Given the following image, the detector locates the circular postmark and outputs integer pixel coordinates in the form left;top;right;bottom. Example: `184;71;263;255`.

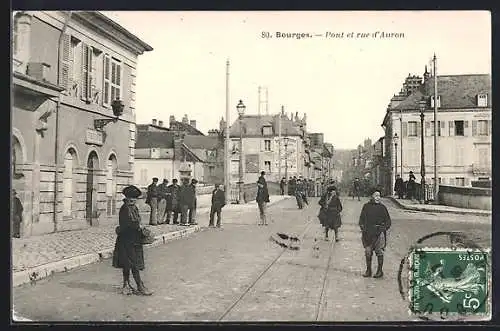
397;231;491;321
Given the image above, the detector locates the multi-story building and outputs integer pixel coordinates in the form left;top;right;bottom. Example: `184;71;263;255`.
12;11;152;236
382;69;492;195
228;110;308;186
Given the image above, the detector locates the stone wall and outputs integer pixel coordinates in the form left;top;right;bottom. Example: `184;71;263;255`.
438;185;492;210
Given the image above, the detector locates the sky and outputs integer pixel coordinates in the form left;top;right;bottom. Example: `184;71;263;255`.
101;11;491;150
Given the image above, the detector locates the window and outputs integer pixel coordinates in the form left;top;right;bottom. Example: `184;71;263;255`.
454;120;465;136
477;94;488;107
430;95;441;108
68;36;81;97
264;140;271;151
103;55;122;106
427;121;442;136
455;178;465;187
477;120;488;136
408;121;418;137
264;161;271;172
262;126;273;135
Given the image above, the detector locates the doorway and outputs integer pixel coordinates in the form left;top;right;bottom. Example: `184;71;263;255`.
86;151;99;225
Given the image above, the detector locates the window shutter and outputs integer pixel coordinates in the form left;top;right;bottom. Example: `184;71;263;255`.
103;55;111;106
81;44;92;101
448;121;455;136
488;120;492;136
90;49;98;103
59;33;71;90
464;120;469;136
472;120;477;136
416;121;421;137
402;122;408;137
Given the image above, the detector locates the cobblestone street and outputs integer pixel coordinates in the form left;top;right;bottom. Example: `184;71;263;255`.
13;197;490;322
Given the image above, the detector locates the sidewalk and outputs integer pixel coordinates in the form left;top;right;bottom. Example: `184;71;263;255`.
385;196;492;217
12;195;291;287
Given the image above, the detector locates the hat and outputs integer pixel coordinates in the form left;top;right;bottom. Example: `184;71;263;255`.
370;187;382;195
328;185;337;192
191;179;198;184
122;185;142;198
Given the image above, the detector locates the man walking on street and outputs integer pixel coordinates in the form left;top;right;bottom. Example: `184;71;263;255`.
188;179;198;225
157;179;169;224
407;171;416;200
394;174;404;199
146;177;159;225
166;179;180;224
352;178;361;201
280;177;286;196
209;184;226;228
359;188;392;278
256;171;270;226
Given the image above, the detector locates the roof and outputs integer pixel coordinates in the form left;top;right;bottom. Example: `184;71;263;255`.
171;121;205;136
229;114;302;137
136;124;170;132
393;74;491;111
183;135;220;150
135;131;174;149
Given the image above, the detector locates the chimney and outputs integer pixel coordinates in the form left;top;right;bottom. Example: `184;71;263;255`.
208;129;219;137
152;119;157;126
190;120;197;128
182;114;189;124
158;120;163;127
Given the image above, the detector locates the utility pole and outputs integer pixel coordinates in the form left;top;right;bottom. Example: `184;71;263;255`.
224;59;230;202
433;54;439;202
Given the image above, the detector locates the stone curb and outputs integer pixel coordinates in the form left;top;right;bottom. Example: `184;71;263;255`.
385;196;492;217
12;226;201;288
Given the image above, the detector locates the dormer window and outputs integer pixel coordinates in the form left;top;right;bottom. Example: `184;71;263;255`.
430;95;441;108
262;126;273;135
477;94;488;107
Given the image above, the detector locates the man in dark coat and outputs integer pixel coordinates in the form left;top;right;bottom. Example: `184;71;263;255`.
188;179;198;225
157;179;169;224
353;178;361;201
318;186;343;241
407;171;416;200
112;185;152;296
12;189;23;238
256;171;270;225
179;178;195;226
358;188;392;278
394;175;404;199
280;177;286;195
166;179;180;224
209;184;226;228
146;177;159;225
295;178;305;209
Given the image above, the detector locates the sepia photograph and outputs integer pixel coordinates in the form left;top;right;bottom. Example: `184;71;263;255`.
11;10;492;323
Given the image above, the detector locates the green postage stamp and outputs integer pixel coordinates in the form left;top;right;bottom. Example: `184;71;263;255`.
409;247;491;319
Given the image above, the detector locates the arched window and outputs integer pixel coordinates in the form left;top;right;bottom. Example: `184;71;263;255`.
63;148;78;219
106;154;118;216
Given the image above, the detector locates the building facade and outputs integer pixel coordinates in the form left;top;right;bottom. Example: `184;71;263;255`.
12;11;152;237
382;71;492;195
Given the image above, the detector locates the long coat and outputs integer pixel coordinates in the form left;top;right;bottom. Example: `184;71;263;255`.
112;200;145;270
179;184;196;207
211;189;226;210
166;184;180;211
358;200;391;248
256;176;270;203
318;193;343;229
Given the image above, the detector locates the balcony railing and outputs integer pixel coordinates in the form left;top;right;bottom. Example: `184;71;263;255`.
472;164;491;176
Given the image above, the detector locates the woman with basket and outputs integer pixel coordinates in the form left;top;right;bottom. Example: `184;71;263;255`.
318;185;343;242
112;185;154;296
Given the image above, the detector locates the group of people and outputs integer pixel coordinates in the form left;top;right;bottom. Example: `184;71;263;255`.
394;171;418;200
317;183;392;279
280;176;323;198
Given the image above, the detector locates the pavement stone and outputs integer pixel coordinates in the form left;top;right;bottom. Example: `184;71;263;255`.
11;195;291;288
385;196;492;217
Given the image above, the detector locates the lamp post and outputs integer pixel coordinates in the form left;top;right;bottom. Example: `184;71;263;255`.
284;133;289;194
236;99;246;204
393;133;399;183
419;99;427;203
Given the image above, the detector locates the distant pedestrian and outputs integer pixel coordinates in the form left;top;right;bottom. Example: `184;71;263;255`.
352;178;361;201
318;185;343;242
188;179;198;225
12;189;23;238
280;177;286;195
256;171;270;226
179;178;195;226
295;178;305;209
394;175;404;199
157;179;169;224
146;177;159;225
166;179;180;224
407;171;416;200
359;188;392;278
209;184;226;228
112;185;153;296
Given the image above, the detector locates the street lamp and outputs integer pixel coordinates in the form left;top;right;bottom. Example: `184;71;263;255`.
419;98;427;203
284;134;289;194
236;99;246;204
393;133;399;181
